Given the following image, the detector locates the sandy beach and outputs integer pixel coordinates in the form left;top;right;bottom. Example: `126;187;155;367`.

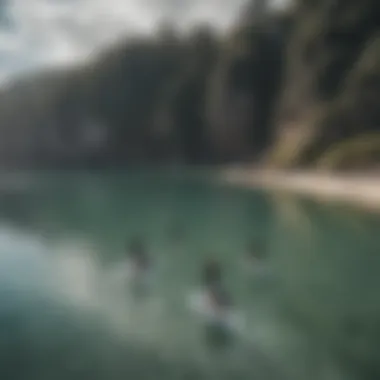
221;167;380;212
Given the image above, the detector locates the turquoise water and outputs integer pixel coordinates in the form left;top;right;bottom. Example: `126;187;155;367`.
0;170;379;380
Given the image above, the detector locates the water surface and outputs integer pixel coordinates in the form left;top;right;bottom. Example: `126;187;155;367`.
0;170;379;380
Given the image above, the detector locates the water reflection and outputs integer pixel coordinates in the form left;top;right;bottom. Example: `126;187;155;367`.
0;172;378;379
270;195;380;380
0;226;280;380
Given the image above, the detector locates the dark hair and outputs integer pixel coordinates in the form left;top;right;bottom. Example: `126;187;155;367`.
202;259;222;286
128;237;150;269
128;237;145;256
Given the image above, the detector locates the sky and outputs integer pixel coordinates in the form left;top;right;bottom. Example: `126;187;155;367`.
0;0;287;81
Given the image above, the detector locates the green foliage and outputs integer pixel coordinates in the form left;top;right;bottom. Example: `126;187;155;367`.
0;0;378;170
153;25;220;163
270;0;380;169
0;2;292;168
316;133;380;170
206;16;286;161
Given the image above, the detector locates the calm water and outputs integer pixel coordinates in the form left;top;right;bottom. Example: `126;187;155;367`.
0;170;380;380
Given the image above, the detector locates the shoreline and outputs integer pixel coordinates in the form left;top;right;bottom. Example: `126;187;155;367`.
220;167;380;213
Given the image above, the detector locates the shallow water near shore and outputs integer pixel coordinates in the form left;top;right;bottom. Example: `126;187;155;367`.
0;170;379;380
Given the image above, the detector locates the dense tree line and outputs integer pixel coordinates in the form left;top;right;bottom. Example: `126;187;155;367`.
0;0;379;170
269;0;380;169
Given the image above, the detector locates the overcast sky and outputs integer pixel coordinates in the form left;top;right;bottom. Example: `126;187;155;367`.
0;0;287;81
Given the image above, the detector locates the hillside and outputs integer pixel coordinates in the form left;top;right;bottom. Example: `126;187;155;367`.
0;0;378;170
269;0;380;170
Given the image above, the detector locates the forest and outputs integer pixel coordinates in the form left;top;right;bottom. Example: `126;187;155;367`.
0;0;379;170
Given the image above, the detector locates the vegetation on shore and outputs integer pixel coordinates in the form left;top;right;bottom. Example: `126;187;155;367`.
0;0;379;169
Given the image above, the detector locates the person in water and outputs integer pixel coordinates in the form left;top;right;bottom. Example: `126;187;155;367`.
201;259;233;313
200;259;234;348
243;242;272;281
128;238;150;269
202;259;222;288
127;237;152;297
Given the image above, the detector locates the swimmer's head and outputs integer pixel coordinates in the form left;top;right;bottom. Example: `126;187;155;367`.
128;237;150;269
128;237;145;257
202;259;222;286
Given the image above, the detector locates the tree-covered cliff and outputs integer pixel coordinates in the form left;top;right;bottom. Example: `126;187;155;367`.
269;0;380;170
0;0;378;170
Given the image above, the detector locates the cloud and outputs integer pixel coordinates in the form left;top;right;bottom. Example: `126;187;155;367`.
0;0;249;81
